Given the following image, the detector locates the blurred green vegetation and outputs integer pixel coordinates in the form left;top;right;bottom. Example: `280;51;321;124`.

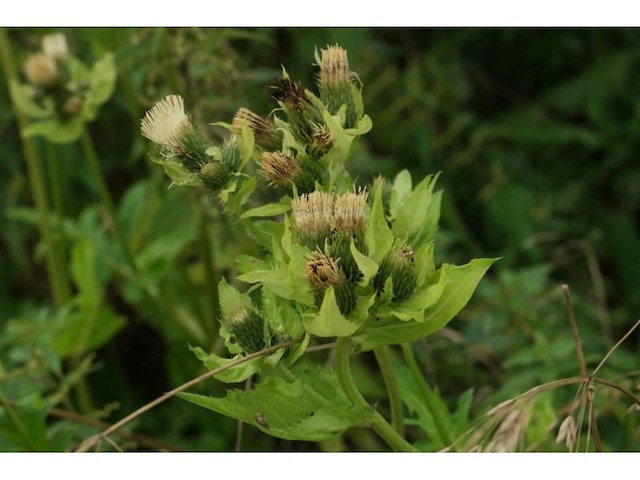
0;28;638;452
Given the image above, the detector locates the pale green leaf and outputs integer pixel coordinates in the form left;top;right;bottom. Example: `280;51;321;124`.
179;365;373;441
303;287;359;337
365;184;394;262
240;198;291;219
353;258;497;351
349;240;379;286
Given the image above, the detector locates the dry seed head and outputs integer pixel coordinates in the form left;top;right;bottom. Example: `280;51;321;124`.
486;410;524;452
332;189;368;234
24;53;58;87
232;108;279;149
259;152;301;187
292;191;334;243
42;33;69;61
140;95;193;151
305;250;343;290
319;44;351;87
555;416;577;450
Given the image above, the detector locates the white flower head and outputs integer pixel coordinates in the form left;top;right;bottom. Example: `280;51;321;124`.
42;33;69;61
24;53;58;87
140;95;193;152
292;191;334;243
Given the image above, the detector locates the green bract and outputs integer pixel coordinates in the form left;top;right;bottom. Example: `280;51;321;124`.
141;44;495;442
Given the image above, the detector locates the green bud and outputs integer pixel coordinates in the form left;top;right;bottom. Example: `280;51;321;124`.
374;243;418;301
199;161;232;192
224;306;271;354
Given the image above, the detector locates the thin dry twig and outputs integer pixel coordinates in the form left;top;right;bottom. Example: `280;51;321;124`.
562;285;587;380
75;339;299;453
592;318;640;377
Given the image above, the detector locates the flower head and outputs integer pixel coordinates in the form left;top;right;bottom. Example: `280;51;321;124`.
260;152;301;187
374;242;417;301
24;53;58;87
140;95;193;152
42;33;69;61
332;189;368;235
292;191;334;246
318;44;351;88
224;306;270;354
305;249;343;290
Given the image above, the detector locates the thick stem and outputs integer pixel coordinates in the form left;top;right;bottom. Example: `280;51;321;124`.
373;346;404;436
0;28;71;307
334;338;417;452
401;342;455;449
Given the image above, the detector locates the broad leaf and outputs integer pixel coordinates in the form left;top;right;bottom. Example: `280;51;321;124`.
353;258;496;351
179;365;373;441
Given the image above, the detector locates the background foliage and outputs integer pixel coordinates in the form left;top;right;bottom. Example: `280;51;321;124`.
0;27;638;451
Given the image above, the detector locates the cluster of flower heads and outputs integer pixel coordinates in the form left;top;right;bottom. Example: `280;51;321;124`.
141;45;418;355
22;33;85;118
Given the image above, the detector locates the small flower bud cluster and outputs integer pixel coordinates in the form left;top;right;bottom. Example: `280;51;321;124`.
295;189;368;316
22;33;87;119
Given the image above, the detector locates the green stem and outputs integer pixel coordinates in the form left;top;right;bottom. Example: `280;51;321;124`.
0;28;71;308
401;342;455;450
0;385;35;451
373;346;405;437
199;213;219;342
334;338;417;452
80;128;138;273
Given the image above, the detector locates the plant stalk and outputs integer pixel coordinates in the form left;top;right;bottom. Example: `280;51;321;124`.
401;342;455;449
373;346;404;436
334;338;417;452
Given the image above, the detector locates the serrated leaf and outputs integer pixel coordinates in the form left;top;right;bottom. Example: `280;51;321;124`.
225;176;256;214
353;258;496;351
152;158;202;187
303;287;359;337
365;184;393;262
179;365;373;441
218;278;252;319
189;345;264;383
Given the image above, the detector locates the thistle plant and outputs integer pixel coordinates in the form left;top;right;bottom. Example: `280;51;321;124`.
140;44;495;450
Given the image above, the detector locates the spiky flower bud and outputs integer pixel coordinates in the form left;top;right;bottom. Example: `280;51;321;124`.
199;161;232;192
232;108;282;151
318;44;351;88
292;191;334;247
305;249;355;315
24;53;58;87
259;152;315;193
224;306;270;354
273;77;325;150
311;124;334;156
317;44;359;128
42;33;69;61
374;243;418;301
